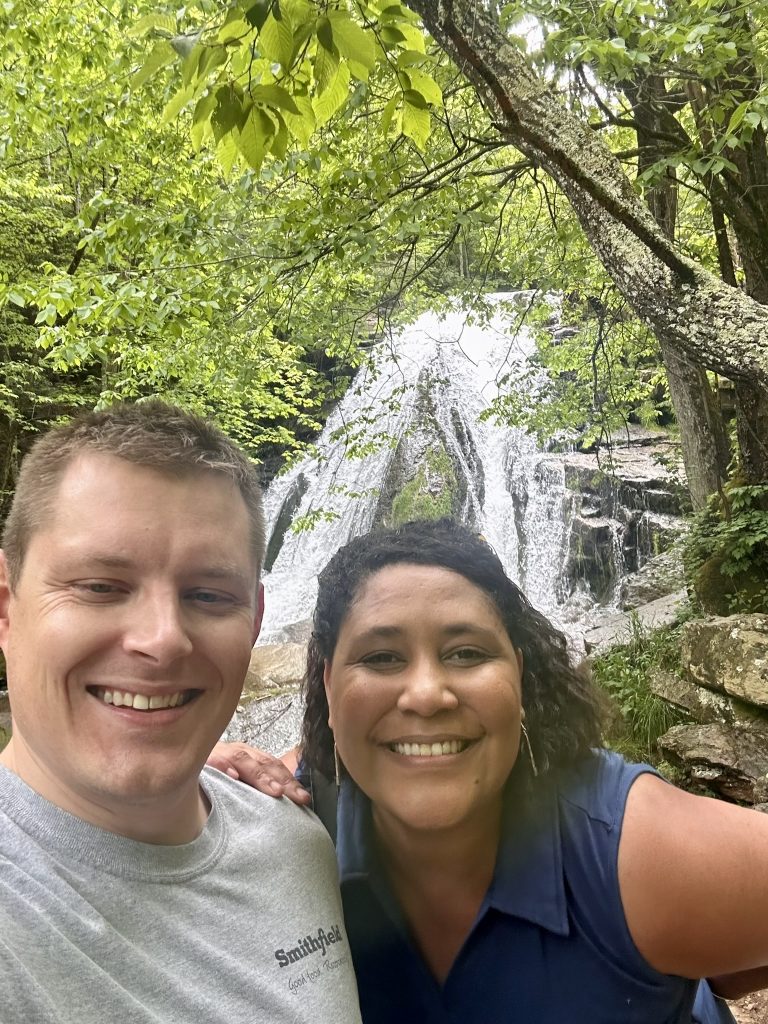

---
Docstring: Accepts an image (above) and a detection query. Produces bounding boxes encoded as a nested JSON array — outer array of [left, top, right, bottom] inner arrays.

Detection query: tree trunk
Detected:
[[622, 75, 730, 506], [406, 0, 768, 391]]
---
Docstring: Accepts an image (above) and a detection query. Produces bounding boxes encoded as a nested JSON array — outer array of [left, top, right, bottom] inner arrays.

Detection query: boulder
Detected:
[[681, 615, 768, 710], [242, 642, 307, 700], [658, 722, 768, 803], [650, 669, 768, 734]]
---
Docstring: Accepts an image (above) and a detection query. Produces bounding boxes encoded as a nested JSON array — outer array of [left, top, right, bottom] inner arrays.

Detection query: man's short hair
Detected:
[[2, 399, 266, 589]]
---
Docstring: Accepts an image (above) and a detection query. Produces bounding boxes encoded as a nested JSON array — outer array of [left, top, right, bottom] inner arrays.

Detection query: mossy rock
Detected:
[[390, 445, 458, 527], [694, 554, 768, 615]]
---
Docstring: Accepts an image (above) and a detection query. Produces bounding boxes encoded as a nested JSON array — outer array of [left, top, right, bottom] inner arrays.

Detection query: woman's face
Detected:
[[324, 564, 524, 836]]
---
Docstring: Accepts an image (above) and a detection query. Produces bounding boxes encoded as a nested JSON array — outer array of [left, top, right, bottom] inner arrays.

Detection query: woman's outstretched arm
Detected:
[[619, 774, 768, 980]]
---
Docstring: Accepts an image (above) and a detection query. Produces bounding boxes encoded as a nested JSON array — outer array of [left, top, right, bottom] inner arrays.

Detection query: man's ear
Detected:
[[0, 552, 12, 652], [323, 659, 333, 731], [252, 582, 265, 645]]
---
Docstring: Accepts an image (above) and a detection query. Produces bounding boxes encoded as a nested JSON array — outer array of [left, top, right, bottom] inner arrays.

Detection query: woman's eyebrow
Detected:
[[352, 625, 404, 643]]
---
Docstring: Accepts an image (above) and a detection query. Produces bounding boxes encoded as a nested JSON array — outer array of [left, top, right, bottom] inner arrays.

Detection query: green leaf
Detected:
[[314, 61, 350, 126], [401, 98, 429, 149], [327, 11, 375, 71], [402, 88, 427, 110], [260, 11, 294, 69], [191, 90, 218, 151], [211, 87, 244, 141], [216, 131, 240, 175], [271, 111, 289, 159], [197, 44, 228, 81], [726, 100, 750, 136], [237, 105, 276, 169], [249, 83, 300, 114], [128, 13, 177, 38], [380, 93, 399, 135], [394, 22, 425, 51], [244, 0, 273, 31], [317, 16, 337, 54], [314, 40, 340, 95], [161, 84, 195, 124], [380, 25, 406, 46], [133, 40, 176, 88], [283, 90, 316, 146], [406, 68, 442, 106], [396, 48, 431, 67]]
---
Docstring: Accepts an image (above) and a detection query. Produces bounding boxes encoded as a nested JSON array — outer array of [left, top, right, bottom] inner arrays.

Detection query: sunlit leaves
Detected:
[[135, 0, 444, 173]]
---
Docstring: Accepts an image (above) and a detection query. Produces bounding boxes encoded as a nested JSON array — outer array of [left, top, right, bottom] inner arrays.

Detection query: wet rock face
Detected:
[[621, 548, 686, 609], [561, 431, 688, 602], [264, 473, 309, 573]]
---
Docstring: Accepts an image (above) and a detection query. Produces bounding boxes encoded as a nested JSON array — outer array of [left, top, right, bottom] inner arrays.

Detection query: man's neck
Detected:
[[0, 737, 210, 845]]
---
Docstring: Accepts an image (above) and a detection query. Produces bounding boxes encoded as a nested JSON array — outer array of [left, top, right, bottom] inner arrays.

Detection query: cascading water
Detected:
[[259, 294, 586, 640]]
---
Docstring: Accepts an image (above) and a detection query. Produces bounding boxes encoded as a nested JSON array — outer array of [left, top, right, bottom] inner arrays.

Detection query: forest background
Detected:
[[2, 0, 768, 611]]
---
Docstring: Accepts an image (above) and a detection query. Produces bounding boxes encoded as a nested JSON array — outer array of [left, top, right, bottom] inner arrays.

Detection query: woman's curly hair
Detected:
[[301, 517, 603, 786]]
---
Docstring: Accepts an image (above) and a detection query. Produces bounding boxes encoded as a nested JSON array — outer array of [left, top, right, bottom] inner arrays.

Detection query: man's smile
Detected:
[[88, 686, 200, 711]]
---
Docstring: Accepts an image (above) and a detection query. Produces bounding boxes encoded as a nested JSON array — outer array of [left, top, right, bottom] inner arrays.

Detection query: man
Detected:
[[0, 400, 361, 1024]]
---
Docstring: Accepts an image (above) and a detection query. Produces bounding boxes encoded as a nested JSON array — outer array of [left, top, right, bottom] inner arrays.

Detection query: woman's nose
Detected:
[[396, 658, 459, 716]]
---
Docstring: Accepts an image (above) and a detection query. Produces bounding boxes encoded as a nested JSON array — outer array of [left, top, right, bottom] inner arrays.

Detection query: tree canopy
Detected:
[[2, 0, 768, 516]]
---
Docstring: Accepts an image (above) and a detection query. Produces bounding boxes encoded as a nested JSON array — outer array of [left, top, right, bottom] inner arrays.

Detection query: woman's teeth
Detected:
[[390, 739, 469, 757], [96, 689, 188, 711]]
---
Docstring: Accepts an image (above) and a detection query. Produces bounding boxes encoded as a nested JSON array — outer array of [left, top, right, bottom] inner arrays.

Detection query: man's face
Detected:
[[0, 453, 262, 840]]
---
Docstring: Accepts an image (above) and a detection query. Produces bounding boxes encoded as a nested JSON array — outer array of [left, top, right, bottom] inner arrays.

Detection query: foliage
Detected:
[[4, 0, 768, 519], [132, 0, 443, 170], [148, 0, 768, 467], [684, 478, 768, 614], [593, 617, 686, 764]]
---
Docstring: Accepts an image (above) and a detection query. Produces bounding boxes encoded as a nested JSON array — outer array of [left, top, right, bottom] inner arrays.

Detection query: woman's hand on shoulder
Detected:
[[207, 742, 311, 806], [619, 773, 768, 979]]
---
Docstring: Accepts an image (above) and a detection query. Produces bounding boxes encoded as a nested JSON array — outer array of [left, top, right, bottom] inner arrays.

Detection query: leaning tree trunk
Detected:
[[625, 74, 730, 507], [406, 0, 768, 391]]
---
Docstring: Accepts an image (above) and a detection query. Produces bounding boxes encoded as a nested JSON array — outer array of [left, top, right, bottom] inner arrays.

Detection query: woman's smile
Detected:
[[387, 738, 475, 757]]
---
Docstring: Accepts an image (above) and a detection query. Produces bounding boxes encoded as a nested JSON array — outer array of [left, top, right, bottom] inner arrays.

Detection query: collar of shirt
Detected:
[[336, 774, 570, 938]]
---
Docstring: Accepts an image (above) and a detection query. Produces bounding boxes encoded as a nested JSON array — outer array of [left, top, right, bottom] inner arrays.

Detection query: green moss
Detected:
[[390, 445, 456, 526]]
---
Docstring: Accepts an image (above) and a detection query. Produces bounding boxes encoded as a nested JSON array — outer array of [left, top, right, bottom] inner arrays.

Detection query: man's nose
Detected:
[[396, 658, 459, 716], [122, 592, 194, 663]]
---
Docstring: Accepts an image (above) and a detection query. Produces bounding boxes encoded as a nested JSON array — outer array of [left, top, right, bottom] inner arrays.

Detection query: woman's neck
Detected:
[[372, 801, 504, 983]]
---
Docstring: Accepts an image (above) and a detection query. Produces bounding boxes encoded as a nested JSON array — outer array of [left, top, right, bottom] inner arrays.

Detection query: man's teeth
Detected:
[[390, 740, 469, 757], [98, 690, 187, 711]]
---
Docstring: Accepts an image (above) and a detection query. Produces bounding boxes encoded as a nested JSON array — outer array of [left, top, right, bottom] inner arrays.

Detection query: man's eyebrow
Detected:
[[80, 555, 252, 586]]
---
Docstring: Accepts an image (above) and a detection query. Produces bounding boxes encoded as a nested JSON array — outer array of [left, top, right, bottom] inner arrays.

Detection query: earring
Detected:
[[520, 721, 539, 778], [334, 741, 342, 790]]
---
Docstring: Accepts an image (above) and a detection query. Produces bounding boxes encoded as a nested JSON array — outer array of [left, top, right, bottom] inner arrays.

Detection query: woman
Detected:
[[213, 518, 766, 1023]]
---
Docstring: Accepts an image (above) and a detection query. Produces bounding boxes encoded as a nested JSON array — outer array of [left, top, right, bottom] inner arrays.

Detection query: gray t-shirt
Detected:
[[0, 765, 361, 1024]]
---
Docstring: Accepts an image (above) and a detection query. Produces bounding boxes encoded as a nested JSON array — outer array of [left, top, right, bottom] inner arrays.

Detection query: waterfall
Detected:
[[259, 294, 587, 640]]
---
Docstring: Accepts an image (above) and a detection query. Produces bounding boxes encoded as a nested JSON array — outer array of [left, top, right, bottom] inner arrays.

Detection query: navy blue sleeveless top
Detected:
[[324, 751, 733, 1024]]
